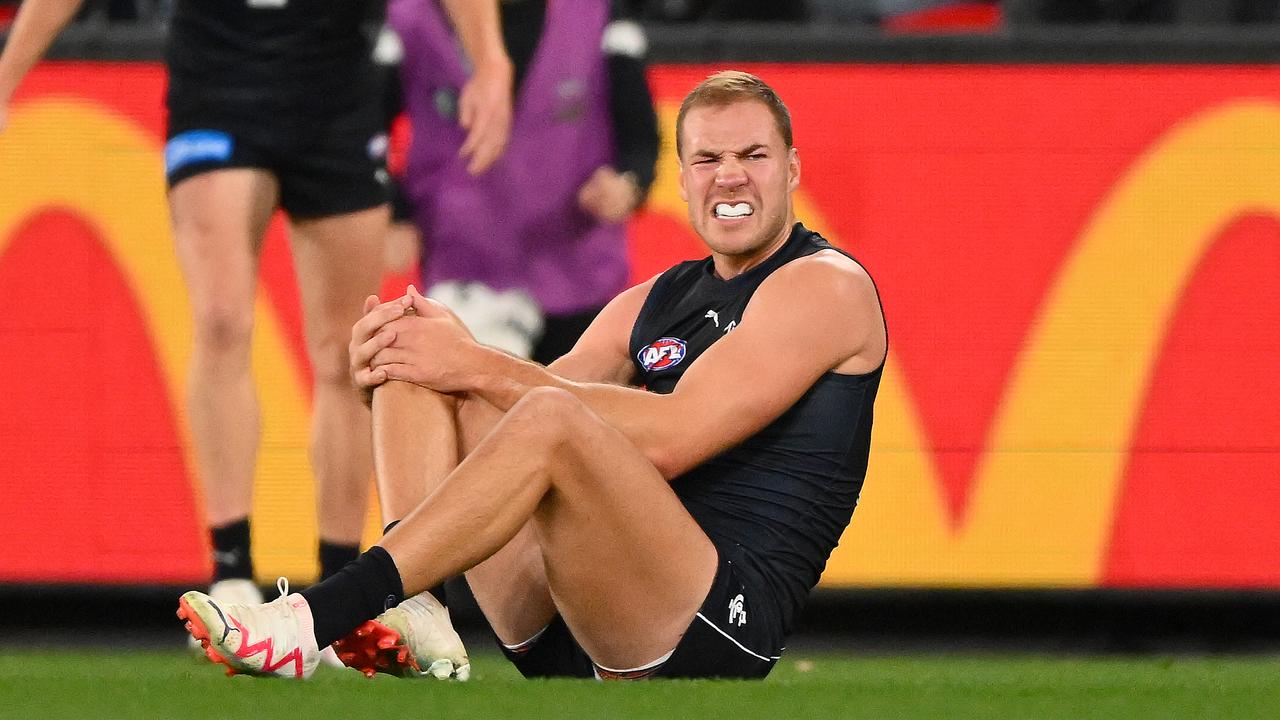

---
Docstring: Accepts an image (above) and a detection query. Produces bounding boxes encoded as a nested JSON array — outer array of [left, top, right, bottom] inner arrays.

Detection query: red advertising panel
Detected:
[[2, 62, 1278, 587]]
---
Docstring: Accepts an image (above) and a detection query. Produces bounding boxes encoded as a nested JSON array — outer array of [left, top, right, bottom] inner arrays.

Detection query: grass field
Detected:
[[3, 649, 1278, 719]]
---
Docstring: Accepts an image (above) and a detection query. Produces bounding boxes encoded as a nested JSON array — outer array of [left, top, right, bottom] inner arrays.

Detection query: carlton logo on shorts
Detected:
[[638, 337, 687, 372]]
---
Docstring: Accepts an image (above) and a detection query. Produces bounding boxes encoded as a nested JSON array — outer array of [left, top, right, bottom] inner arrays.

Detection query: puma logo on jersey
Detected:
[[638, 337, 687, 371], [705, 309, 739, 334]]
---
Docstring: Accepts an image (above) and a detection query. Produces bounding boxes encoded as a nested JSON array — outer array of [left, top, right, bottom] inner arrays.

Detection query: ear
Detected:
[[787, 148, 801, 193], [677, 161, 688, 202]]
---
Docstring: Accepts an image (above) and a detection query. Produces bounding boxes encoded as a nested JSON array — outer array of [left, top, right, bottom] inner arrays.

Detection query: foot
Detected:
[[177, 578, 321, 679], [333, 591, 470, 680], [187, 579, 263, 654]]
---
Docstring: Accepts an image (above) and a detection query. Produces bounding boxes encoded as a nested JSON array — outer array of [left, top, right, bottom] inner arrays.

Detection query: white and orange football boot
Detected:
[[178, 578, 321, 679], [186, 579, 263, 655], [333, 590, 469, 680]]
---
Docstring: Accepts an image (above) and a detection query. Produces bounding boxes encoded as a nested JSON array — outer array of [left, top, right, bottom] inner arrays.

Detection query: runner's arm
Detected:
[[437, 0, 512, 174], [0, 0, 85, 131]]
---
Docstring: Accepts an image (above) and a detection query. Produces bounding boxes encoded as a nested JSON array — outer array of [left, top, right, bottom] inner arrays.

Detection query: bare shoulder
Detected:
[[749, 249, 886, 374], [758, 249, 879, 310]]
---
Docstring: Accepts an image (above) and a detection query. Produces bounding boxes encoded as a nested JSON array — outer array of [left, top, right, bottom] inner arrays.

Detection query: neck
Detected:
[[710, 215, 796, 280]]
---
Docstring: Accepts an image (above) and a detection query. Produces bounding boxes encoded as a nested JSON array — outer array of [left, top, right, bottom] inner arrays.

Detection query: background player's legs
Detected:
[[289, 206, 389, 574], [380, 387, 718, 670], [169, 168, 278, 582]]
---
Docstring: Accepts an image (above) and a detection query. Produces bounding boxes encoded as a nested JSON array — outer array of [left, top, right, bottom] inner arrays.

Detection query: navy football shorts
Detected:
[[164, 99, 388, 220], [500, 550, 785, 680]]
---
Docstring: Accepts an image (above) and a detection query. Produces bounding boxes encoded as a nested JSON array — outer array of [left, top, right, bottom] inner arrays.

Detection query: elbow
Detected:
[[643, 442, 695, 482], [649, 454, 681, 482]]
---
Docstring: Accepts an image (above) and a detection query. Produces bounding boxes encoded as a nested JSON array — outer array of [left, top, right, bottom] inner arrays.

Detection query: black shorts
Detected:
[[164, 96, 388, 219], [500, 551, 785, 680]]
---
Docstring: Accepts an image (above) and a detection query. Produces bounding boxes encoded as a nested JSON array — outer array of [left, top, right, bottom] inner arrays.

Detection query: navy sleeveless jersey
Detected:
[[629, 223, 884, 633]]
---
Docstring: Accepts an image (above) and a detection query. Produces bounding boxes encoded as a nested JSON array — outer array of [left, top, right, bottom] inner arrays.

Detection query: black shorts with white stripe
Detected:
[[499, 550, 785, 680]]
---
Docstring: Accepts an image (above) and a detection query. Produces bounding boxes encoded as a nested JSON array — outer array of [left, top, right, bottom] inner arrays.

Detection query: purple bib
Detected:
[[389, 0, 628, 315]]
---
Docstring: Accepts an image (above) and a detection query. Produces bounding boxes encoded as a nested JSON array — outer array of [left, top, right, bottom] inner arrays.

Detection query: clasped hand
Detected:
[[348, 285, 477, 402]]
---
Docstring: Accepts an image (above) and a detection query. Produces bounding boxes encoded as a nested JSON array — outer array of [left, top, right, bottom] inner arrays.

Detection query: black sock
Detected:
[[302, 545, 405, 648], [379, 520, 445, 604], [428, 582, 449, 607], [318, 541, 361, 581], [210, 518, 253, 582]]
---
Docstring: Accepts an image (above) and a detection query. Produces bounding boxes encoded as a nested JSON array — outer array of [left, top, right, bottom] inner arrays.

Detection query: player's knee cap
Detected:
[[192, 305, 253, 351], [508, 388, 586, 438], [518, 386, 582, 416]]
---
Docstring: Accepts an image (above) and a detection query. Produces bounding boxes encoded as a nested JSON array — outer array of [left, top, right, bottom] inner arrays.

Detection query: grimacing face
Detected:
[[677, 99, 800, 272]]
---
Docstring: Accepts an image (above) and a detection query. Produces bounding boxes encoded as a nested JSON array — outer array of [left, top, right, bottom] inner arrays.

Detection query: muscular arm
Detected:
[[0, 0, 85, 130], [373, 254, 885, 479]]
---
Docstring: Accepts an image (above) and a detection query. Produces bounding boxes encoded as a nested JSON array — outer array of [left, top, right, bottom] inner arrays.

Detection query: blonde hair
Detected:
[[676, 71, 793, 158]]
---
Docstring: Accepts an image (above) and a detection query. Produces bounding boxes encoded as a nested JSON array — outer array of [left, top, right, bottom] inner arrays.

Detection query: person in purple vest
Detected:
[[388, 0, 659, 364], [177, 70, 887, 682]]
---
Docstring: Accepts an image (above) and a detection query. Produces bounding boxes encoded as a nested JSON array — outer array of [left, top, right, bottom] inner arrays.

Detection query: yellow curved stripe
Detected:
[[0, 99, 322, 582], [7, 94, 1274, 588], [651, 101, 1280, 587], [830, 101, 1280, 586]]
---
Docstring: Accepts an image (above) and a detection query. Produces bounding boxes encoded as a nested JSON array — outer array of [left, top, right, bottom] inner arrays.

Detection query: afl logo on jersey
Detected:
[[638, 337, 687, 372]]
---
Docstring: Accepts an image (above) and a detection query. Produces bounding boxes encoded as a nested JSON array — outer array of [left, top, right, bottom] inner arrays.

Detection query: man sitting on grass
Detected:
[[178, 70, 887, 681]]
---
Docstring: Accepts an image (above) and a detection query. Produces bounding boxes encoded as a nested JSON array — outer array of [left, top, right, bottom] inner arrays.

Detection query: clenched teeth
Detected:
[[714, 203, 753, 218]]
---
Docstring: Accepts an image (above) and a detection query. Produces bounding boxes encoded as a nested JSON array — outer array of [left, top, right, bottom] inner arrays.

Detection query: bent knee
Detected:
[[502, 388, 598, 445], [509, 387, 590, 423]]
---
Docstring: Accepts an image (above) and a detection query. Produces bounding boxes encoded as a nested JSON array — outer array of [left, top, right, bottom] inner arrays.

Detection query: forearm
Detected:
[[0, 0, 84, 102], [437, 0, 511, 75]]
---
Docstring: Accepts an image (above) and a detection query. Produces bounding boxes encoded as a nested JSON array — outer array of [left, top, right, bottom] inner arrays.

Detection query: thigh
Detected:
[[288, 205, 389, 366], [408, 389, 716, 670], [168, 168, 278, 322], [524, 391, 718, 670], [464, 522, 559, 647], [448, 394, 560, 643]]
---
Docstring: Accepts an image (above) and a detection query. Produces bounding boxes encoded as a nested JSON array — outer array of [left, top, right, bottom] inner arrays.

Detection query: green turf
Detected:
[[2, 649, 1277, 719]]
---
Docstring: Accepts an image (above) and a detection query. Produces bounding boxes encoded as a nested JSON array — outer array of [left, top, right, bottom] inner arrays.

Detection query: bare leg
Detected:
[[289, 206, 389, 545], [170, 169, 278, 528], [380, 387, 717, 669], [371, 381, 458, 524], [370, 380, 555, 641]]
